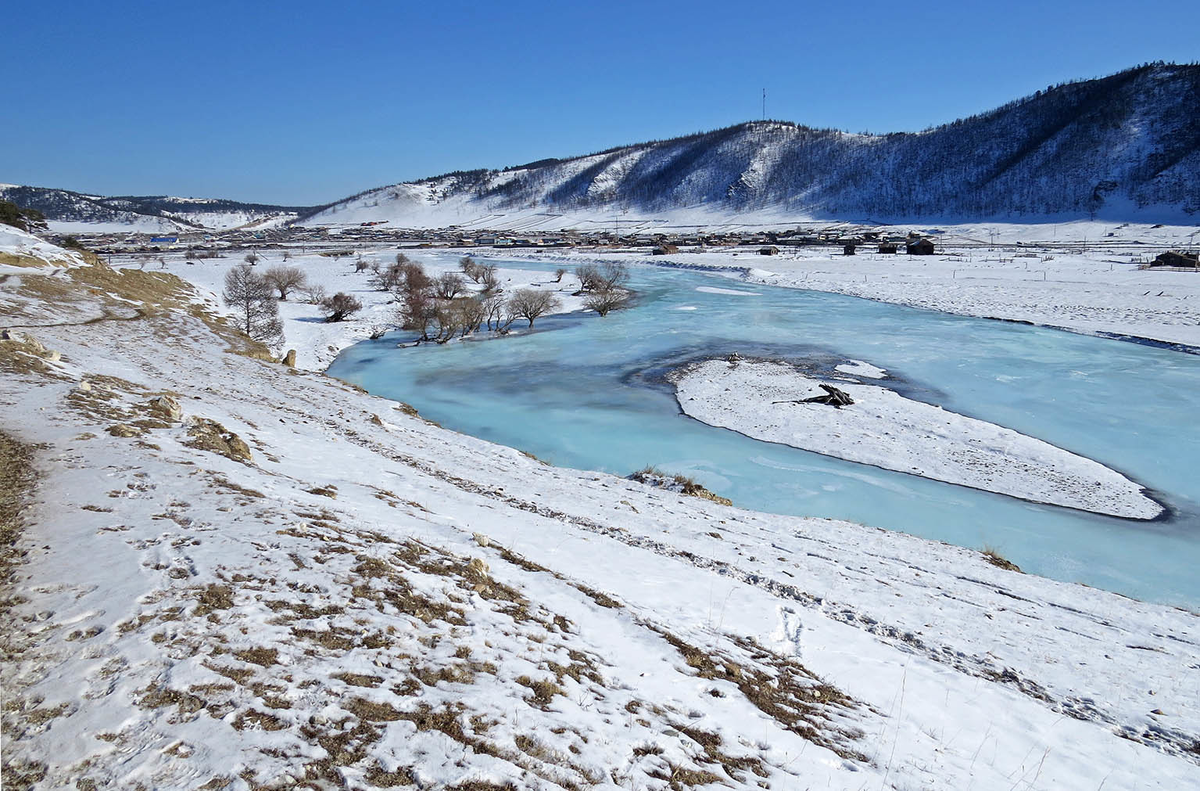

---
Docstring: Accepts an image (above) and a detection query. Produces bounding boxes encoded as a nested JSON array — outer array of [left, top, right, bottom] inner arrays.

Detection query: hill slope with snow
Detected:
[[0, 185, 316, 233], [305, 63, 1200, 228], [2, 227, 1198, 789]]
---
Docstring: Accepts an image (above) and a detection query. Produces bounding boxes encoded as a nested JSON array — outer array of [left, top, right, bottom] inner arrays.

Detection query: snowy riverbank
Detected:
[[106, 248, 587, 371], [672, 357, 1163, 519], [467, 220, 1200, 350]]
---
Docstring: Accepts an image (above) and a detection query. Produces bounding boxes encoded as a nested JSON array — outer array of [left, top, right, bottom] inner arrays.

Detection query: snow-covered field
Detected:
[[672, 357, 1163, 519], [445, 222, 1200, 350], [103, 248, 586, 372], [3, 226, 1199, 789]]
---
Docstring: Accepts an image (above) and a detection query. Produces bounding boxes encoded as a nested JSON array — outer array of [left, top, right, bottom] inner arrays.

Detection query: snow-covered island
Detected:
[[672, 357, 1163, 519]]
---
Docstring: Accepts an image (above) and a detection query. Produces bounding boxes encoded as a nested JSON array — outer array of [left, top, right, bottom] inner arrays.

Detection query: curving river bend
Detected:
[[328, 258, 1200, 607]]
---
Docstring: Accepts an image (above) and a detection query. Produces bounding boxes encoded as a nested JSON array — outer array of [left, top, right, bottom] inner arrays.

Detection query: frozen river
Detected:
[[328, 260, 1200, 606]]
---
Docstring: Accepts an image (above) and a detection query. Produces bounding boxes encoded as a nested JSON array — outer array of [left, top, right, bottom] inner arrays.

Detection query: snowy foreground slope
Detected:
[[2, 229, 1199, 790]]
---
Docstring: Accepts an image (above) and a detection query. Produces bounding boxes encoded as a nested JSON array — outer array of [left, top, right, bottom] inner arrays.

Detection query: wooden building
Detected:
[[906, 238, 936, 255]]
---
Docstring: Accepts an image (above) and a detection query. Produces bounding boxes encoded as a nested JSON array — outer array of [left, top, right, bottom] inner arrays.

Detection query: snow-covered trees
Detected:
[[263, 265, 307, 301], [223, 265, 282, 345]]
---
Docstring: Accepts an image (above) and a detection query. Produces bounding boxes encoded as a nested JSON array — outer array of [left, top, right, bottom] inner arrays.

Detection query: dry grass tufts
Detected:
[[332, 672, 383, 688], [630, 466, 733, 506], [233, 647, 278, 667], [232, 708, 288, 731], [981, 545, 1022, 572], [515, 675, 564, 707], [346, 697, 403, 722], [306, 485, 338, 499], [137, 685, 206, 717], [656, 628, 866, 762], [364, 765, 418, 787], [194, 584, 234, 616], [574, 584, 622, 609]]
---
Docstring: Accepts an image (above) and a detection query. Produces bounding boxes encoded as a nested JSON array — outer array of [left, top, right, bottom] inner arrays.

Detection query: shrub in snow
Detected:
[[320, 292, 363, 322], [584, 289, 632, 317]]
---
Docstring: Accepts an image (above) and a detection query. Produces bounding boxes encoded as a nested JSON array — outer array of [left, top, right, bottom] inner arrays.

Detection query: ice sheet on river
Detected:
[[672, 358, 1163, 519]]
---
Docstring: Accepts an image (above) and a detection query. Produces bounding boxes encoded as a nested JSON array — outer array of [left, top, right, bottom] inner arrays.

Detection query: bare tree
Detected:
[[263, 265, 307, 300], [478, 264, 500, 293], [459, 256, 483, 282], [431, 297, 487, 343], [396, 288, 437, 339], [244, 252, 259, 266], [575, 262, 601, 292], [319, 292, 363, 322], [354, 256, 371, 273], [575, 261, 629, 292], [299, 284, 327, 304], [399, 261, 432, 294], [482, 291, 514, 332], [554, 268, 567, 283], [434, 272, 467, 300], [370, 262, 405, 291], [584, 289, 632, 316], [223, 264, 282, 344], [507, 288, 560, 327], [597, 261, 630, 291], [454, 296, 487, 337]]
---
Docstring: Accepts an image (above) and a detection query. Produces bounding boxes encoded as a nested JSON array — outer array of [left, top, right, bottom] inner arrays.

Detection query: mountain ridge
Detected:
[[303, 62, 1200, 226], [8, 63, 1199, 230], [0, 184, 322, 233]]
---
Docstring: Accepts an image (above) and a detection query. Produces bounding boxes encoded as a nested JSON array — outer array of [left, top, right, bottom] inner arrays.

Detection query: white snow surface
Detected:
[[0, 224, 90, 268], [464, 224, 1200, 348], [834, 359, 887, 379], [2, 231, 1199, 790], [672, 358, 1163, 519], [104, 248, 586, 371]]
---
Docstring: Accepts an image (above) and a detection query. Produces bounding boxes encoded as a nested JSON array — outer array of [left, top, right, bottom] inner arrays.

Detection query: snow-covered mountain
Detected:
[[0, 184, 316, 233], [304, 63, 1200, 228]]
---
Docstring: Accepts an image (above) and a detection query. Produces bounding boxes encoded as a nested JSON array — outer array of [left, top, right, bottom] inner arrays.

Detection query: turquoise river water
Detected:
[[328, 259, 1200, 607]]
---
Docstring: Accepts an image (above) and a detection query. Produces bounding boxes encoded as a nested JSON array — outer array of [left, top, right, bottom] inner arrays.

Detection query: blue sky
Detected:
[[5, 0, 1197, 205]]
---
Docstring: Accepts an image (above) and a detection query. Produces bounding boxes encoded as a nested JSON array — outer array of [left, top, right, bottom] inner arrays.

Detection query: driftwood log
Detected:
[[773, 384, 855, 408]]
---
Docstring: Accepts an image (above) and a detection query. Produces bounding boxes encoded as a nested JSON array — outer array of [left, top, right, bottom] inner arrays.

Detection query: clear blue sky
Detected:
[[4, 0, 1197, 205]]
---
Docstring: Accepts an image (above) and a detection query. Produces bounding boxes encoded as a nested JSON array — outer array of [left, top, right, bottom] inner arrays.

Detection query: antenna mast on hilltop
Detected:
[[762, 88, 766, 120]]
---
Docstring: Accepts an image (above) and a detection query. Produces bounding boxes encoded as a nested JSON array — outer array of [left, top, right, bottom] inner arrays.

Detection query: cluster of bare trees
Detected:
[[223, 260, 362, 348], [574, 261, 633, 316], [390, 257, 559, 344]]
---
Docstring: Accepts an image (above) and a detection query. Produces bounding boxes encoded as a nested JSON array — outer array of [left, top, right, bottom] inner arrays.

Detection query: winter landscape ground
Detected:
[[2, 213, 1199, 790], [3, 52, 1200, 791]]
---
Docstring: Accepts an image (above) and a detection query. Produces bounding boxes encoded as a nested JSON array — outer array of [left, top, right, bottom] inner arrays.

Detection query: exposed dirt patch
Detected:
[[0, 431, 36, 597]]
